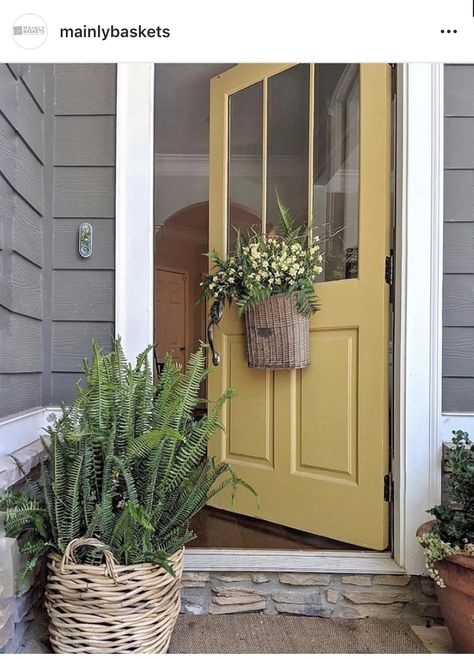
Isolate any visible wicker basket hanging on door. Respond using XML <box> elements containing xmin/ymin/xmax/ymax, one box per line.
<box><xmin>245</xmin><ymin>292</ymin><xmax>310</xmax><ymax>369</ymax></box>
<box><xmin>45</xmin><ymin>538</ymin><xmax>183</xmax><ymax>654</ymax></box>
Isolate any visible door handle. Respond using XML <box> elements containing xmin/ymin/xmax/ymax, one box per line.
<box><xmin>207</xmin><ymin>300</ymin><xmax>224</xmax><ymax>367</ymax></box>
<box><xmin>207</xmin><ymin>321</ymin><xmax>220</xmax><ymax>366</ymax></box>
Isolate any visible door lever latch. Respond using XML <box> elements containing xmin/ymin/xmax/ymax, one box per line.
<box><xmin>207</xmin><ymin>321</ymin><xmax>220</xmax><ymax>366</ymax></box>
<box><xmin>207</xmin><ymin>301</ymin><xmax>224</xmax><ymax>367</ymax></box>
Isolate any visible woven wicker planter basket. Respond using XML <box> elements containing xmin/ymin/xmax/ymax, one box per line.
<box><xmin>45</xmin><ymin>538</ymin><xmax>183</xmax><ymax>654</ymax></box>
<box><xmin>245</xmin><ymin>292</ymin><xmax>310</xmax><ymax>369</ymax></box>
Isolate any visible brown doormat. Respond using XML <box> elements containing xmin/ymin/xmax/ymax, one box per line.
<box><xmin>169</xmin><ymin>614</ymin><xmax>428</xmax><ymax>654</ymax></box>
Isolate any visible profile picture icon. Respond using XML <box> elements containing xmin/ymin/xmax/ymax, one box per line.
<box><xmin>12</xmin><ymin>14</ymin><xmax>47</xmax><ymax>49</ymax></box>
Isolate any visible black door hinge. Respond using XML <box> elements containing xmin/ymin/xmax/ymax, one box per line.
<box><xmin>384</xmin><ymin>473</ymin><xmax>394</xmax><ymax>503</ymax></box>
<box><xmin>385</xmin><ymin>252</ymin><xmax>394</xmax><ymax>286</ymax></box>
<box><xmin>390</xmin><ymin>63</ymin><xmax>397</xmax><ymax>100</ymax></box>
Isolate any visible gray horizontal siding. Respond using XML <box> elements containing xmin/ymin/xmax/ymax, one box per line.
<box><xmin>444</xmin><ymin>171</ymin><xmax>474</xmax><ymax>222</ymax></box>
<box><xmin>0</xmin><ymin>63</ymin><xmax>48</xmax><ymax>421</ymax></box>
<box><xmin>444</xmin><ymin>223</ymin><xmax>474</xmax><ymax>273</ymax></box>
<box><xmin>11</xmin><ymin>192</ymin><xmax>44</xmax><ymax>267</ymax></box>
<box><xmin>0</xmin><ymin>63</ymin><xmax>116</xmax><ymax>421</ymax></box>
<box><xmin>444</xmin><ymin>274</ymin><xmax>474</xmax><ymax>326</ymax></box>
<box><xmin>0</xmin><ymin>306</ymin><xmax>42</xmax><ymax>373</ymax></box>
<box><xmin>51</xmin><ymin>373</ymin><xmax>85</xmax><ymax>406</ymax></box>
<box><xmin>54</xmin><ymin>116</ymin><xmax>115</xmax><ymax>166</ymax></box>
<box><xmin>443</xmin><ymin>65</ymin><xmax>474</xmax><ymax>411</ymax></box>
<box><xmin>5</xmin><ymin>64</ymin><xmax>21</xmax><ymax>79</ymax></box>
<box><xmin>0</xmin><ymin>374</ymin><xmax>41</xmax><ymax>417</ymax></box>
<box><xmin>445</xmin><ymin>118</ymin><xmax>474</xmax><ymax>169</ymax></box>
<box><xmin>0</xmin><ymin>64</ymin><xmax>44</xmax><ymax>161</ymax></box>
<box><xmin>51</xmin><ymin>64</ymin><xmax>116</xmax><ymax>406</ymax></box>
<box><xmin>20</xmin><ymin>64</ymin><xmax>45</xmax><ymax>111</ymax></box>
<box><xmin>443</xmin><ymin>377</ymin><xmax>474</xmax><ymax>413</ymax></box>
<box><xmin>443</xmin><ymin>327</ymin><xmax>474</xmax><ymax>376</ymax></box>
<box><xmin>0</xmin><ymin>112</ymin><xmax>43</xmax><ymax>214</ymax></box>
<box><xmin>52</xmin><ymin>270</ymin><xmax>114</xmax><ymax>321</ymax></box>
<box><xmin>445</xmin><ymin>65</ymin><xmax>474</xmax><ymax>117</ymax></box>
<box><xmin>51</xmin><ymin>322</ymin><xmax>114</xmax><ymax>371</ymax></box>
<box><xmin>54</xmin><ymin>65</ymin><xmax>117</xmax><ymax>115</ymax></box>
<box><xmin>53</xmin><ymin>167</ymin><xmax>115</xmax><ymax>218</ymax></box>
<box><xmin>0</xmin><ymin>253</ymin><xmax>43</xmax><ymax>319</ymax></box>
<box><xmin>0</xmin><ymin>176</ymin><xmax>43</xmax><ymax>267</ymax></box>
<box><xmin>53</xmin><ymin>219</ymin><xmax>114</xmax><ymax>269</ymax></box>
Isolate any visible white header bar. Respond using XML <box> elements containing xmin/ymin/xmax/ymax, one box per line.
<box><xmin>1</xmin><ymin>0</ymin><xmax>474</xmax><ymax>62</ymax></box>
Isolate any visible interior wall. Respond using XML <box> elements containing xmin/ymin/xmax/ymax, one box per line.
<box><xmin>154</xmin><ymin>65</ymin><xmax>235</xmax><ymax>364</ymax></box>
<box><xmin>154</xmin><ymin>204</ymin><xmax>208</xmax><ymax>357</ymax></box>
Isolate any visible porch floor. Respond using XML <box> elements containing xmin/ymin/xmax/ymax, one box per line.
<box><xmin>189</xmin><ymin>506</ymin><xmax>361</xmax><ymax>550</ymax></box>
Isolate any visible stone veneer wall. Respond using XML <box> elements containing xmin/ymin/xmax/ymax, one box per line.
<box><xmin>180</xmin><ymin>571</ymin><xmax>441</xmax><ymax>621</ymax></box>
<box><xmin>0</xmin><ymin>439</ymin><xmax>47</xmax><ymax>651</ymax></box>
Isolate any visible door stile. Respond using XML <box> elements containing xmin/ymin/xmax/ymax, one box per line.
<box><xmin>307</xmin><ymin>63</ymin><xmax>315</xmax><ymax>233</ymax></box>
<box><xmin>261</xmin><ymin>77</ymin><xmax>268</xmax><ymax>234</ymax></box>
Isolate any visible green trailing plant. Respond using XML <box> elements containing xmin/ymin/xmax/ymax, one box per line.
<box><xmin>418</xmin><ymin>430</ymin><xmax>474</xmax><ymax>586</ymax></box>
<box><xmin>200</xmin><ymin>193</ymin><xmax>323</xmax><ymax>324</ymax></box>
<box><xmin>0</xmin><ymin>340</ymin><xmax>254</xmax><ymax>588</ymax></box>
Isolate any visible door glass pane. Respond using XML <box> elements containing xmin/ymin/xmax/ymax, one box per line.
<box><xmin>313</xmin><ymin>64</ymin><xmax>360</xmax><ymax>281</ymax></box>
<box><xmin>267</xmin><ymin>64</ymin><xmax>309</xmax><ymax>233</ymax></box>
<box><xmin>228</xmin><ymin>82</ymin><xmax>263</xmax><ymax>251</ymax></box>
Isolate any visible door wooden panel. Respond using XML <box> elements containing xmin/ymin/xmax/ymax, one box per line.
<box><xmin>208</xmin><ymin>64</ymin><xmax>391</xmax><ymax>550</ymax></box>
<box><xmin>296</xmin><ymin>327</ymin><xmax>358</xmax><ymax>480</ymax></box>
<box><xmin>225</xmin><ymin>334</ymin><xmax>275</xmax><ymax>468</ymax></box>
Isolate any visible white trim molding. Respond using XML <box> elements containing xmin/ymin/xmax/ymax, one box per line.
<box><xmin>154</xmin><ymin>153</ymin><xmax>306</xmax><ymax>178</ymax></box>
<box><xmin>441</xmin><ymin>414</ymin><xmax>474</xmax><ymax>440</ymax></box>
<box><xmin>392</xmin><ymin>63</ymin><xmax>444</xmax><ymax>575</ymax></box>
<box><xmin>115</xmin><ymin>64</ymin><xmax>155</xmax><ymax>361</ymax></box>
<box><xmin>0</xmin><ymin>406</ymin><xmax>60</xmax><ymax>456</ymax></box>
<box><xmin>184</xmin><ymin>550</ymin><xmax>405</xmax><ymax>574</ymax></box>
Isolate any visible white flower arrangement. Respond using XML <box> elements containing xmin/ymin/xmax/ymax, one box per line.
<box><xmin>200</xmin><ymin>196</ymin><xmax>323</xmax><ymax>323</ymax></box>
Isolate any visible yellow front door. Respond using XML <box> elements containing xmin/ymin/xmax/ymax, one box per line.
<box><xmin>208</xmin><ymin>64</ymin><xmax>391</xmax><ymax>550</ymax></box>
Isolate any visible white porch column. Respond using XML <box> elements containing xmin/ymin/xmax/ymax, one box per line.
<box><xmin>393</xmin><ymin>63</ymin><xmax>444</xmax><ymax>574</ymax></box>
<box><xmin>115</xmin><ymin>63</ymin><xmax>155</xmax><ymax>361</ymax></box>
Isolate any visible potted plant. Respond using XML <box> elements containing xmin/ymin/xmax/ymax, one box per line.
<box><xmin>200</xmin><ymin>195</ymin><xmax>323</xmax><ymax>369</ymax></box>
<box><xmin>0</xmin><ymin>340</ymin><xmax>252</xmax><ymax>654</ymax></box>
<box><xmin>417</xmin><ymin>430</ymin><xmax>474</xmax><ymax>653</ymax></box>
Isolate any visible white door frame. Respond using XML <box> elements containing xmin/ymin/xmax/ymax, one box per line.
<box><xmin>115</xmin><ymin>62</ymin><xmax>444</xmax><ymax>575</ymax></box>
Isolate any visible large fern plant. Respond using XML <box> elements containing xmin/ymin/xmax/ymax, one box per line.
<box><xmin>0</xmin><ymin>340</ymin><xmax>252</xmax><ymax>585</ymax></box>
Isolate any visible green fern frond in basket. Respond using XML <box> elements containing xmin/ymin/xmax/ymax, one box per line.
<box><xmin>275</xmin><ymin>189</ymin><xmax>300</xmax><ymax>241</ymax></box>
<box><xmin>0</xmin><ymin>339</ymin><xmax>254</xmax><ymax>588</ymax></box>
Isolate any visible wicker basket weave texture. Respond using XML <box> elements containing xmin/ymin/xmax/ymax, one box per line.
<box><xmin>245</xmin><ymin>292</ymin><xmax>310</xmax><ymax>369</ymax></box>
<box><xmin>45</xmin><ymin>538</ymin><xmax>183</xmax><ymax>654</ymax></box>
